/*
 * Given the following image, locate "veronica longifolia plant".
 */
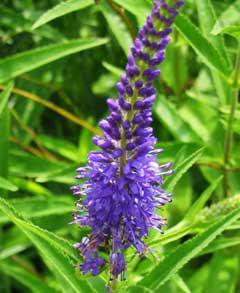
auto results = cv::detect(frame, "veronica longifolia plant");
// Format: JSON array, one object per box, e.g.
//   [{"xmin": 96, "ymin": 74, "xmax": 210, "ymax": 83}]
[{"xmin": 71, "ymin": 0, "xmax": 184, "ymax": 280}]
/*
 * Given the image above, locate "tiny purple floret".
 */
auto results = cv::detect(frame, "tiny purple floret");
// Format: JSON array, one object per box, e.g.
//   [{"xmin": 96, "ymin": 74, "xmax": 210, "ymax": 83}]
[{"xmin": 71, "ymin": 0, "xmax": 184, "ymax": 280}]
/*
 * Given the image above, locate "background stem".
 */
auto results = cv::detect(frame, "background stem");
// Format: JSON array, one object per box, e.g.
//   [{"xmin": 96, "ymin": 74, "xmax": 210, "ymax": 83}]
[{"xmin": 223, "ymin": 42, "xmax": 240, "ymax": 197}]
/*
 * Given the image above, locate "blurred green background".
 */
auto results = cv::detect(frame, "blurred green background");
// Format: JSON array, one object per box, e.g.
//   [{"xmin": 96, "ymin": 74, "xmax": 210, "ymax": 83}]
[{"xmin": 0, "ymin": 0, "xmax": 240, "ymax": 292}]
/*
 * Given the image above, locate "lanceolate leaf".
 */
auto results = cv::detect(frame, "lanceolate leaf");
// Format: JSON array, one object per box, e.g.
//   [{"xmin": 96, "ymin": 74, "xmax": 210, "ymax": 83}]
[
  {"xmin": 0, "ymin": 197, "xmax": 77, "ymax": 260},
  {"xmin": 134, "ymin": 207, "xmax": 240, "ymax": 291},
  {"xmin": 0, "ymin": 81, "xmax": 13, "ymax": 117},
  {"xmin": 0, "ymin": 177, "xmax": 18, "ymax": 192},
  {"xmin": 0, "ymin": 38, "xmax": 108, "ymax": 83},
  {"xmin": 0, "ymin": 197, "xmax": 93, "ymax": 292},
  {"xmin": 0, "ymin": 196, "xmax": 73, "ymax": 224},
  {"xmin": 154, "ymin": 97, "xmax": 201, "ymax": 143},
  {"xmin": 175, "ymin": 14, "xmax": 230, "ymax": 77},
  {"xmin": 211, "ymin": 0, "xmax": 240, "ymax": 38},
  {"xmin": 112, "ymin": 0, "xmax": 151, "ymax": 25},
  {"xmin": 0, "ymin": 82, "xmax": 13, "ymax": 184},
  {"xmin": 200, "ymin": 236, "xmax": 240, "ymax": 256},
  {"xmin": 183, "ymin": 176, "xmax": 222, "ymax": 223},
  {"xmin": 38, "ymin": 135, "xmax": 79, "ymax": 162},
  {"xmin": 196, "ymin": 0, "xmax": 232, "ymax": 105},
  {"xmin": 164, "ymin": 147, "xmax": 204, "ymax": 193},
  {"xmin": 196, "ymin": 0, "xmax": 230, "ymax": 65},
  {"xmin": 32, "ymin": 0, "xmax": 94, "ymax": 29},
  {"xmin": 100, "ymin": 1, "xmax": 132, "ymax": 56}
]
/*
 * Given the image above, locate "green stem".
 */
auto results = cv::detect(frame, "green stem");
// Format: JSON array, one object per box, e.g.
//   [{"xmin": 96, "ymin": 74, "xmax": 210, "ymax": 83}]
[
  {"xmin": 223, "ymin": 42, "xmax": 240, "ymax": 197},
  {"xmin": 173, "ymin": 31, "xmax": 183, "ymax": 104}
]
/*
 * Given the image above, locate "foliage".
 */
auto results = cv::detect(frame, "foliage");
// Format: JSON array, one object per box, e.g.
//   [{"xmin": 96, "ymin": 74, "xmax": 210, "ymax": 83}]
[{"xmin": 0, "ymin": 0, "xmax": 239, "ymax": 292}]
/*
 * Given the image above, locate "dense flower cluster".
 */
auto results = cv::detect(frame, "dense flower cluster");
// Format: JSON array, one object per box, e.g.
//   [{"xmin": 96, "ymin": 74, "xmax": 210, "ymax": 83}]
[{"xmin": 71, "ymin": 0, "xmax": 184, "ymax": 280}]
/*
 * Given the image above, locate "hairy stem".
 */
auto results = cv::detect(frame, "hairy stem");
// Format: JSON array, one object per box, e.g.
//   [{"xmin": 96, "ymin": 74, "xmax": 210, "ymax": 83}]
[{"xmin": 223, "ymin": 43, "xmax": 240, "ymax": 197}]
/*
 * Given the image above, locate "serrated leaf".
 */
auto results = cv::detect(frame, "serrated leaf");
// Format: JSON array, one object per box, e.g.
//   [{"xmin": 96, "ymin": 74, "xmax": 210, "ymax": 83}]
[
  {"xmin": 164, "ymin": 147, "xmax": 204, "ymax": 193},
  {"xmin": 211, "ymin": 0, "xmax": 240, "ymax": 38},
  {"xmin": 0, "ymin": 197, "xmax": 94, "ymax": 293},
  {"xmin": 0, "ymin": 196, "xmax": 73, "ymax": 224},
  {"xmin": 134, "ymin": 207, "xmax": 240, "ymax": 291},
  {"xmin": 0, "ymin": 259, "xmax": 55, "ymax": 293},
  {"xmin": 0, "ymin": 197, "xmax": 77, "ymax": 260},
  {"xmin": 32, "ymin": 0, "xmax": 94, "ymax": 29},
  {"xmin": 0, "ymin": 38, "xmax": 108, "ymax": 83},
  {"xmin": 175, "ymin": 14, "xmax": 230, "ymax": 77}
]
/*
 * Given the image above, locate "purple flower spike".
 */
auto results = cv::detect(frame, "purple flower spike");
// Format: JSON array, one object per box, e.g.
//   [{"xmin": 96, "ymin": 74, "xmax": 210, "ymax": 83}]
[{"xmin": 71, "ymin": 0, "xmax": 184, "ymax": 280}]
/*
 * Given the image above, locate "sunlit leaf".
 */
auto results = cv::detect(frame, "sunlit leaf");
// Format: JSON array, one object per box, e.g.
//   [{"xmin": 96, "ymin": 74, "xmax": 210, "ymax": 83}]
[
  {"xmin": 32, "ymin": 0, "xmax": 94, "ymax": 29},
  {"xmin": 0, "ymin": 38, "xmax": 108, "ymax": 83},
  {"xmin": 211, "ymin": 0, "xmax": 240, "ymax": 39},
  {"xmin": 0, "ymin": 197, "xmax": 93, "ymax": 292},
  {"xmin": 134, "ymin": 207, "xmax": 240, "ymax": 290}
]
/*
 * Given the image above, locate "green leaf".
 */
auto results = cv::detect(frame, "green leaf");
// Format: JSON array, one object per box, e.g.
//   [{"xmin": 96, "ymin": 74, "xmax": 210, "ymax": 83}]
[
  {"xmin": 0, "ymin": 177, "xmax": 18, "ymax": 192},
  {"xmin": 134, "ymin": 207, "xmax": 240, "ymax": 291},
  {"xmin": 102, "ymin": 61, "xmax": 123, "ymax": 77},
  {"xmin": 78, "ymin": 119, "xmax": 94, "ymax": 164},
  {"xmin": 105, "ymin": 2, "xmax": 231, "ymax": 78},
  {"xmin": 11, "ymin": 177, "xmax": 53, "ymax": 197},
  {"xmin": 0, "ymin": 82, "xmax": 13, "ymax": 185},
  {"xmin": 0, "ymin": 38, "xmax": 108, "ymax": 83},
  {"xmin": 0, "ymin": 196, "xmax": 73, "ymax": 224},
  {"xmin": 32, "ymin": 0, "xmax": 94, "ymax": 29},
  {"xmin": 164, "ymin": 147, "xmax": 204, "ymax": 193},
  {"xmin": 9, "ymin": 150, "xmax": 67, "ymax": 178},
  {"xmin": 100, "ymin": 1, "xmax": 132, "ymax": 56},
  {"xmin": 0, "ymin": 259, "xmax": 55, "ymax": 293},
  {"xmin": 36, "ymin": 163, "xmax": 78, "ymax": 184},
  {"xmin": 0, "ymin": 81, "xmax": 13, "ymax": 117},
  {"xmin": 183, "ymin": 176, "xmax": 222, "ymax": 223},
  {"xmin": 211, "ymin": 0, "xmax": 240, "ymax": 38},
  {"xmin": 200, "ymin": 236, "xmax": 240, "ymax": 255},
  {"xmin": 196, "ymin": 0, "xmax": 230, "ymax": 65},
  {"xmin": 203, "ymin": 252, "xmax": 239, "ymax": 293},
  {"xmin": 0, "ymin": 197, "xmax": 93, "ymax": 293},
  {"xmin": 0, "ymin": 4, "xmax": 65, "ymax": 41},
  {"xmin": 172, "ymin": 274, "xmax": 191, "ymax": 293},
  {"xmin": 196, "ymin": 0, "xmax": 232, "ymax": 105},
  {"xmin": 0, "ymin": 197, "xmax": 77, "ymax": 260},
  {"xmin": 175, "ymin": 14, "xmax": 230, "ymax": 77},
  {"xmin": 112, "ymin": 0, "xmax": 151, "ymax": 25},
  {"xmin": 38, "ymin": 135, "xmax": 79, "ymax": 162},
  {"xmin": 154, "ymin": 96, "xmax": 201, "ymax": 142},
  {"xmin": 0, "ymin": 227, "xmax": 30, "ymax": 260}
]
